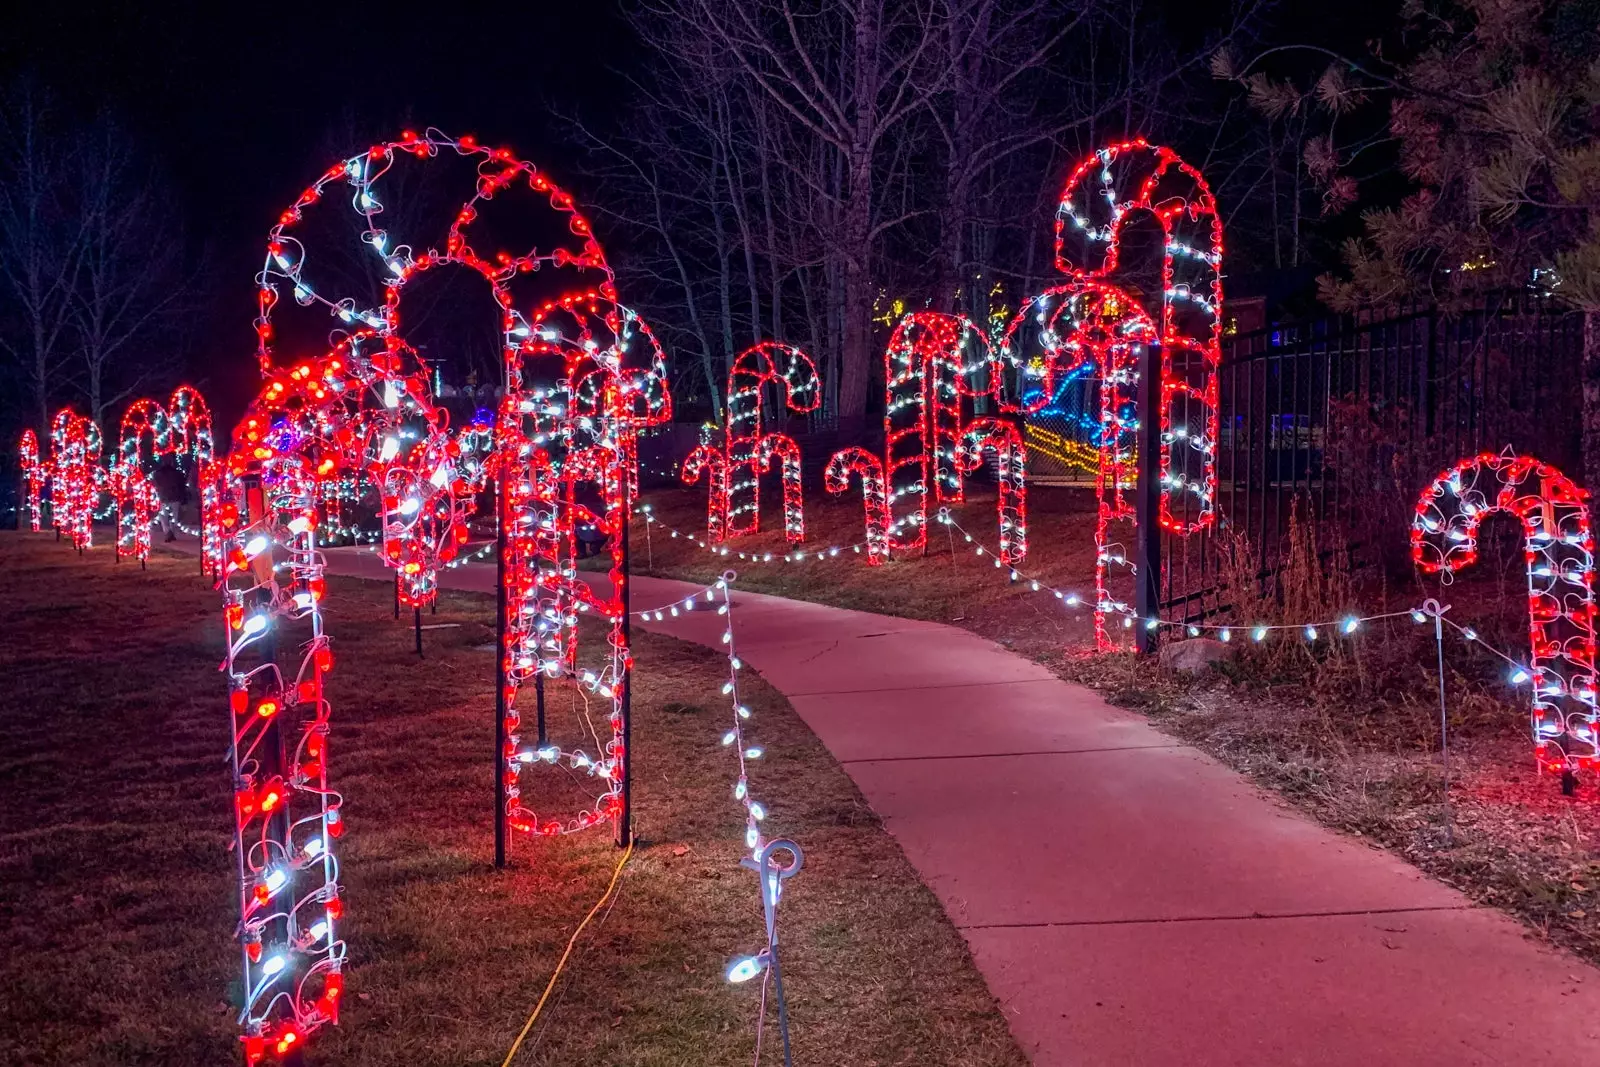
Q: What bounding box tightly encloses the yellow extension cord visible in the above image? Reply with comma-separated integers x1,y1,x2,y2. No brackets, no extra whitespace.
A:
500,838,635,1067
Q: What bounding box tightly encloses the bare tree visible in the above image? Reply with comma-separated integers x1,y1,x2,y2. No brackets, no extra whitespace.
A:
647,0,950,425
0,84,84,434
72,114,189,425
587,0,1267,430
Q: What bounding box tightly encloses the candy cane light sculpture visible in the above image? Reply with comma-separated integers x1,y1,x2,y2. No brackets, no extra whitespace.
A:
226,128,666,1065
1003,140,1222,648
828,312,1021,559
1412,449,1598,793
684,342,820,543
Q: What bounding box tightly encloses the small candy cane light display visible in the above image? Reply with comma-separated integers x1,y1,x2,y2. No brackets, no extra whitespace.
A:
1412,449,1598,792
956,418,1027,564
114,399,173,562
18,429,43,531
48,408,106,551
828,312,1019,558
683,342,821,544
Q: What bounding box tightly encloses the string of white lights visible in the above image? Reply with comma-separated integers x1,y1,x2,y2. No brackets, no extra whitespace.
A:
640,504,871,565
934,511,1542,661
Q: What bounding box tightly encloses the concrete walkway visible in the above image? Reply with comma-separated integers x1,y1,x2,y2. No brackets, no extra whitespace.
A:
311,546,1600,1064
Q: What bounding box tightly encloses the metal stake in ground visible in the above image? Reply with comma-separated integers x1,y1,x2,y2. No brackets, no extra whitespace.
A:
1424,598,1454,845
493,469,508,871
739,839,804,1067
1134,342,1164,655
616,475,633,849
641,505,653,571
414,605,423,658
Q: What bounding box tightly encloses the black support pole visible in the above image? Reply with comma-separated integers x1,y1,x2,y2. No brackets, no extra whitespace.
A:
1135,342,1163,656
413,606,423,657
616,476,632,849
493,470,508,871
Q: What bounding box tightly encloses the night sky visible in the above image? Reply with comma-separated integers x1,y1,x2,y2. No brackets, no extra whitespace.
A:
3,0,1396,421
2,1,631,413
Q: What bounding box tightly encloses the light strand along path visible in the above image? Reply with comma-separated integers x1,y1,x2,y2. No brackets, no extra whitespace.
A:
316,543,1600,1064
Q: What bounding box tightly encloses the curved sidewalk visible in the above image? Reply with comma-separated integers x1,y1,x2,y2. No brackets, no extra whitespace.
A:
320,546,1600,1065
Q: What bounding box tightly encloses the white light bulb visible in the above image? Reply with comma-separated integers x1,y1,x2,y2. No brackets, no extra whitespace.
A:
261,955,287,977
727,956,764,983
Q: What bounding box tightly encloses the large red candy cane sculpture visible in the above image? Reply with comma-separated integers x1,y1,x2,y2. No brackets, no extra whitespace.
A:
1004,140,1222,648
829,312,1021,557
224,129,663,1064
1412,450,1598,792
684,342,820,543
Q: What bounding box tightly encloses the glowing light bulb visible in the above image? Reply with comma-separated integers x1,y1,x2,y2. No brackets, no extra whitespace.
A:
261,955,287,977
727,956,764,983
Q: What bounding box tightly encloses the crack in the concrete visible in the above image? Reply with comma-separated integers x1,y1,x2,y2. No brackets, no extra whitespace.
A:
956,904,1472,932
786,675,1058,697
795,639,841,666
841,743,1185,764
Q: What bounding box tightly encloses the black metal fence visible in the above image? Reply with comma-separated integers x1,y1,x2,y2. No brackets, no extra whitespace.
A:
1158,294,1587,622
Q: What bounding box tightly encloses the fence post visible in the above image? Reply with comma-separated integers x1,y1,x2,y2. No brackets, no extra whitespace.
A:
1584,311,1600,523
1135,341,1163,655
1423,304,1438,439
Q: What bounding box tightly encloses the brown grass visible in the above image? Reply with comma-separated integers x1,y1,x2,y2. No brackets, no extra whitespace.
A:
637,480,1600,969
0,532,1025,1067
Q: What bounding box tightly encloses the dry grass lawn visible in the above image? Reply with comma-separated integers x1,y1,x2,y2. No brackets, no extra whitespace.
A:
0,532,1025,1067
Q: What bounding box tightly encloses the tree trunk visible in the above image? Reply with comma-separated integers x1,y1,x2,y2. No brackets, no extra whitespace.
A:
838,177,874,427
